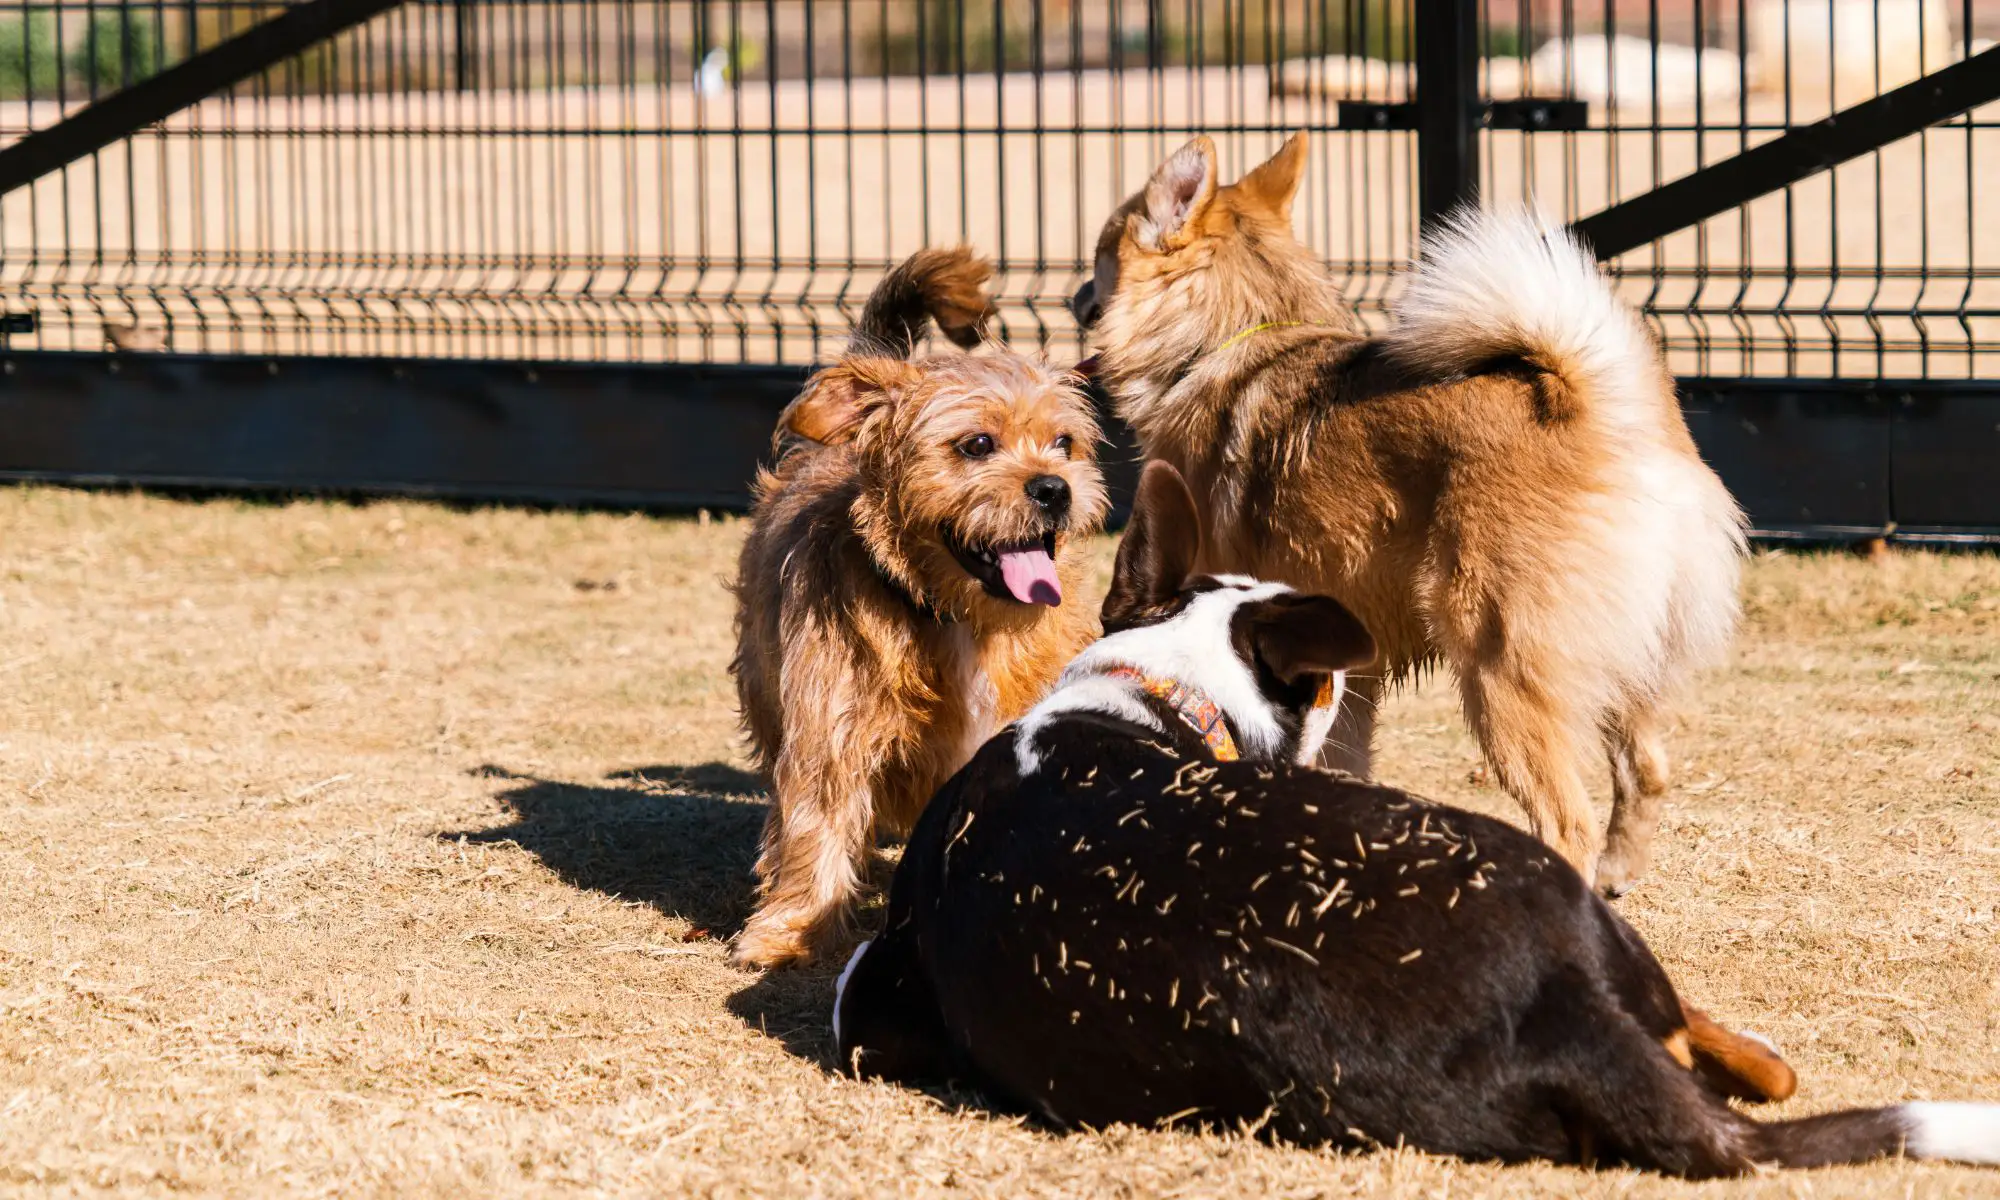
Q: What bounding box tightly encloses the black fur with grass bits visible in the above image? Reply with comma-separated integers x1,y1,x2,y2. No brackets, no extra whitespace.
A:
831,461,2000,1177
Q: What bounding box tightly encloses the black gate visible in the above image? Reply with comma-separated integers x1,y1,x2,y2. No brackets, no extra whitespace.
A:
0,0,1993,538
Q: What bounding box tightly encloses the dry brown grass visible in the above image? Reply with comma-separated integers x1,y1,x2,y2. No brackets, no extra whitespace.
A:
0,485,1994,1197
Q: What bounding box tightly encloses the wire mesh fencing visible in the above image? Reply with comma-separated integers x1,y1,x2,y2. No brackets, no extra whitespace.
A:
1473,0,2000,378
0,0,1993,377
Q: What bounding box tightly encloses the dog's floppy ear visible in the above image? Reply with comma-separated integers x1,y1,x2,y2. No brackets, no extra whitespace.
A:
1135,136,1217,251
1102,460,1202,631
1238,132,1310,216
1238,131,1309,216
1233,592,1376,687
778,356,923,447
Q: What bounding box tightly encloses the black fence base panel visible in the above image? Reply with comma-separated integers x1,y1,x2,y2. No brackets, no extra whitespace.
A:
0,355,1991,545
1682,378,2000,544
0,353,1151,520
0,354,807,511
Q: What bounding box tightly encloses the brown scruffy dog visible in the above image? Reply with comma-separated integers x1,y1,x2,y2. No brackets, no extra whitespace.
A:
730,248,1109,969
1069,134,1746,895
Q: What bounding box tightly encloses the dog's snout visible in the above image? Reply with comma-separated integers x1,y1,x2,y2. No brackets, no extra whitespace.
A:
1068,279,1099,327
1025,474,1072,520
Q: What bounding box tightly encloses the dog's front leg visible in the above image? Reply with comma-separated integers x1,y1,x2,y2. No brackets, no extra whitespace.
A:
734,756,877,969
732,662,891,970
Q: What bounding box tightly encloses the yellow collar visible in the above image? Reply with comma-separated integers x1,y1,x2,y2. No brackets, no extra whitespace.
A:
1216,321,1311,353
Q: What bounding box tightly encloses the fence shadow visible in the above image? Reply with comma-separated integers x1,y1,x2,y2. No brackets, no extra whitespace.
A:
452,761,769,936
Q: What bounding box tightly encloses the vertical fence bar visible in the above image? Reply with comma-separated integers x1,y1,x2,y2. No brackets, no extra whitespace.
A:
453,0,473,91
1414,0,1478,228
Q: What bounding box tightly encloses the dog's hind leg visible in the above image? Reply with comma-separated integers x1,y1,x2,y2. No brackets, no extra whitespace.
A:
833,933,957,1083
1510,970,1759,1176
1597,702,1671,897
1459,667,1600,882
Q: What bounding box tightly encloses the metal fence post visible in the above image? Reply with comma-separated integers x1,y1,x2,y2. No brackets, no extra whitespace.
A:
1414,0,1480,229
454,0,476,91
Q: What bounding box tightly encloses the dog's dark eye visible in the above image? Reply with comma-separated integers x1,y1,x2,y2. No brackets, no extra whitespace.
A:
958,434,995,459
1053,434,1074,456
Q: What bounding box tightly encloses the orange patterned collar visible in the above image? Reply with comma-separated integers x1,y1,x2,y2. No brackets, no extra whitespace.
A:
1099,667,1342,765
1101,665,1241,761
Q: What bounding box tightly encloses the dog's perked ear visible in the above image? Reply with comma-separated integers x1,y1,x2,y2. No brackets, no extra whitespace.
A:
1101,460,1202,632
778,356,923,446
1231,592,1377,688
1136,136,1217,251
1237,131,1310,216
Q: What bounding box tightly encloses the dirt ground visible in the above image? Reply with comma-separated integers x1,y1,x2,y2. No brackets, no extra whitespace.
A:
0,485,1995,1197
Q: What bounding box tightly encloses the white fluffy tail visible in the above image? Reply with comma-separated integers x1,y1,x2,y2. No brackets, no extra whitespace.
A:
1379,206,1662,433
1383,205,1748,686
1902,1102,2000,1165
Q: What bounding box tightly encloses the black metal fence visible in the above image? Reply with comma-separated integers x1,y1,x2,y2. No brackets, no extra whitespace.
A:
0,0,1411,363
0,0,1995,532
2,0,1989,373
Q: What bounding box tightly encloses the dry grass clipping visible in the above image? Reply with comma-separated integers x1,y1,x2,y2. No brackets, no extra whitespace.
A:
0,486,1994,1197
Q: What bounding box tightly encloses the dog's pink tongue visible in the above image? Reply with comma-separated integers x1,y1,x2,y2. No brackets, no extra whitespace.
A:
998,547,1062,606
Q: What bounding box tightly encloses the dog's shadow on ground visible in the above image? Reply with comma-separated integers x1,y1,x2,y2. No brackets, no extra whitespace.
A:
451,762,769,937
450,761,890,1068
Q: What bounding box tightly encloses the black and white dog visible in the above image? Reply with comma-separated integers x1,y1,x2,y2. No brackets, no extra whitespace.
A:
832,460,2000,1176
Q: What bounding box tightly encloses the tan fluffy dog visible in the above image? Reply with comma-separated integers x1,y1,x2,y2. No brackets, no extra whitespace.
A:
731,249,1108,969
1069,135,1745,894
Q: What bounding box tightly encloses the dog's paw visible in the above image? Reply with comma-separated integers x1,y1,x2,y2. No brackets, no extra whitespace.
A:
730,924,814,971
1593,843,1649,899
1595,868,1638,899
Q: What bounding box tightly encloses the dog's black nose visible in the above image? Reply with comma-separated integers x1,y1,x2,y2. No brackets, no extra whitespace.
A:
1025,474,1072,520
1068,279,1099,327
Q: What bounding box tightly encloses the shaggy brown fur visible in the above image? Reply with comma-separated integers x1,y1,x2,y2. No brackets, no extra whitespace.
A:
1072,134,1746,893
775,246,998,454
730,250,1108,969
845,245,997,356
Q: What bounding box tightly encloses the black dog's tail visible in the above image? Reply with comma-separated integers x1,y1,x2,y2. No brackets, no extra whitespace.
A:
1567,1019,1999,1175
1745,1102,2000,1169
847,246,995,358
1532,978,1999,1176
